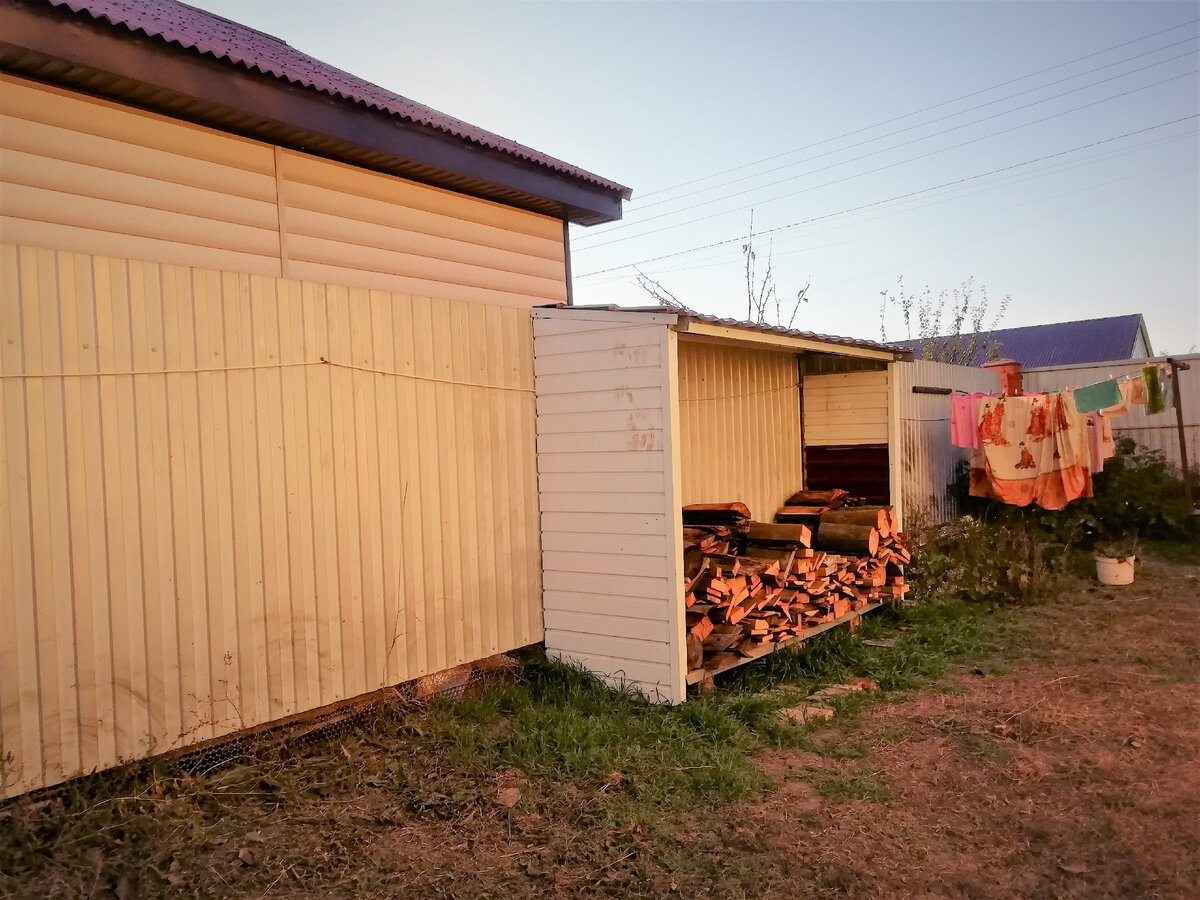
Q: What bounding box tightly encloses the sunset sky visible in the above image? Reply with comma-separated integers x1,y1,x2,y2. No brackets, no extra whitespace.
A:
191,1,1200,352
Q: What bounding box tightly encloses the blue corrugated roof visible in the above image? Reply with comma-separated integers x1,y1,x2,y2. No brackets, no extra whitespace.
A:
891,314,1149,368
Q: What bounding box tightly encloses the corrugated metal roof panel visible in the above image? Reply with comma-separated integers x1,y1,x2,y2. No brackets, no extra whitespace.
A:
554,304,908,356
892,314,1147,368
43,0,631,197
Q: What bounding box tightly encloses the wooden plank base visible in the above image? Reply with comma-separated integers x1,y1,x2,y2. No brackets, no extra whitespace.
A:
686,603,885,685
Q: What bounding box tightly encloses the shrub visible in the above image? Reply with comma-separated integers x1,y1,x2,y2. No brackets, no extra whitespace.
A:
948,438,1193,548
909,515,1064,603
1030,437,1193,546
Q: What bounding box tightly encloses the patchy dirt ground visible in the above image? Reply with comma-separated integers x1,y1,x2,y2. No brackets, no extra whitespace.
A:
707,555,1200,900
3,555,1198,899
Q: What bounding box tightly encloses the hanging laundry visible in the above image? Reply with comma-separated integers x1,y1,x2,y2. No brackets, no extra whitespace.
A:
1128,375,1148,406
1144,364,1167,414
1100,377,1143,416
1073,379,1121,413
969,390,1092,510
977,396,1010,445
1162,368,1176,410
949,392,986,449
1084,412,1115,474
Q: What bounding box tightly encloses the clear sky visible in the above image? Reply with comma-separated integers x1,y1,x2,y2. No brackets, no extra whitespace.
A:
191,0,1200,352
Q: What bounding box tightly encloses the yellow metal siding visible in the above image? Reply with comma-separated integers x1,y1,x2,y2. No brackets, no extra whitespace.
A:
0,244,543,798
0,75,566,307
803,370,890,446
676,339,803,523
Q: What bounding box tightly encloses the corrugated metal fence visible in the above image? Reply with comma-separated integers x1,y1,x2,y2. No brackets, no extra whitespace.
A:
1024,355,1199,476
891,360,998,526
1,244,543,798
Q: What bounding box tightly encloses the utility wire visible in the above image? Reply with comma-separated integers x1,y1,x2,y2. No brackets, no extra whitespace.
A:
632,17,1199,201
577,64,1198,249
583,129,1198,285
575,114,1200,278
585,144,1197,288
614,35,1199,216
818,162,1198,295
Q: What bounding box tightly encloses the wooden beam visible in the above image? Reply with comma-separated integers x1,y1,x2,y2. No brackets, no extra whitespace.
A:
676,320,898,361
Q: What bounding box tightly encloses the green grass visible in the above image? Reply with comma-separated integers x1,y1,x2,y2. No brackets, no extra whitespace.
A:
385,595,1015,826
0,594,1019,898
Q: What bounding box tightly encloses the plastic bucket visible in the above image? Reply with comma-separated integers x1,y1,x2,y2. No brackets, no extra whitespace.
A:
1095,555,1135,586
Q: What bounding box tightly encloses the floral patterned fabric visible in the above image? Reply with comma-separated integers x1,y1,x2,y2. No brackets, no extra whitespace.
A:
968,391,1093,510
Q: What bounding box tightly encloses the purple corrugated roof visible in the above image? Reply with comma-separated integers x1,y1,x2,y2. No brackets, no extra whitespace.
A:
555,304,908,356
891,314,1148,368
44,0,631,196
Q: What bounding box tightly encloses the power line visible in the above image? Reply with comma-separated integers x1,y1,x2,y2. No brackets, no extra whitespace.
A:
816,162,1198,297
617,35,1199,216
584,139,1197,288
577,63,1198,249
583,129,1198,286
574,114,1200,278
632,17,1200,202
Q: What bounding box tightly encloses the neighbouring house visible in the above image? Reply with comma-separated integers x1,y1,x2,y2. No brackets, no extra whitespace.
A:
892,313,1154,368
0,0,630,798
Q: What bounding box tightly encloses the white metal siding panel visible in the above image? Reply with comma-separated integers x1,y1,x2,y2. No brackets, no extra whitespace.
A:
891,361,999,525
804,370,890,446
1024,356,1199,475
533,312,684,703
0,244,543,799
676,339,803,522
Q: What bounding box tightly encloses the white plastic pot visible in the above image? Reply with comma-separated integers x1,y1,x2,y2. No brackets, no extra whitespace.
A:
1095,555,1136,586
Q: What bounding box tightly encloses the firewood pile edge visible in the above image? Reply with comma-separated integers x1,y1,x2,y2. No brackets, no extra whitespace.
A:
684,489,911,678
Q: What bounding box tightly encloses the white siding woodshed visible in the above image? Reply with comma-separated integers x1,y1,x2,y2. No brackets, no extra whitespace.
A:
533,310,685,703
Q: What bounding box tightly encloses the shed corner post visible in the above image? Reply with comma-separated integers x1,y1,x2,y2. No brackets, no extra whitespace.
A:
887,359,904,533
662,326,688,703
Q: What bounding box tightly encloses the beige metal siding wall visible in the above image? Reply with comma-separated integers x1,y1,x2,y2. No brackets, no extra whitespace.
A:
0,244,542,798
803,370,889,446
0,75,566,307
533,310,685,703
1024,356,1199,472
890,360,999,525
676,339,803,522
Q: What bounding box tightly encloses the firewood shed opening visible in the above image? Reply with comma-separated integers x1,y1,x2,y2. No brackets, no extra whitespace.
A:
532,306,910,704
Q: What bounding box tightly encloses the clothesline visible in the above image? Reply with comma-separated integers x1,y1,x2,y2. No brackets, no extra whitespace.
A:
914,356,1193,511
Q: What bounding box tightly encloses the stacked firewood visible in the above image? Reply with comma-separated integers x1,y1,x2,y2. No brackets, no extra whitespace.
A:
682,493,910,674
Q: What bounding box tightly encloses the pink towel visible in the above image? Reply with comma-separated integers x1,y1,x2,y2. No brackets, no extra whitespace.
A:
950,394,978,448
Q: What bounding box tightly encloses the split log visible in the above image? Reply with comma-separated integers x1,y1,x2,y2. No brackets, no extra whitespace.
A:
812,524,879,556
683,503,751,527
785,488,848,508
775,505,829,522
819,508,889,532
747,521,812,547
